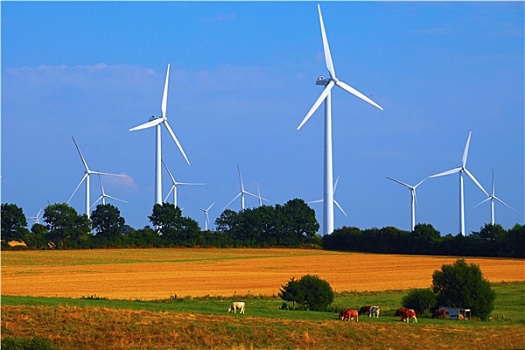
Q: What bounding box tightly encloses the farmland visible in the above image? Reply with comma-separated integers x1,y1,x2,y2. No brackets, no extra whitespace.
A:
1,248,524,349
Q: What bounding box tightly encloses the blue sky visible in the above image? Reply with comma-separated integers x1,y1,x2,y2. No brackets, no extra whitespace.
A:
2,1,523,235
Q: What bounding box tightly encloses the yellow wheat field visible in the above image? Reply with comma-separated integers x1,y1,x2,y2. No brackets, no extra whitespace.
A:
1,248,523,300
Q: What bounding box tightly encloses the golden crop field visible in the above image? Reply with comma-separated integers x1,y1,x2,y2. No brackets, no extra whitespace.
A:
2,248,524,300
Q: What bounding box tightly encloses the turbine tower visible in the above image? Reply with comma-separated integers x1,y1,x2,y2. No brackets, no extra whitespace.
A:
224,164,258,211
68,137,124,218
200,202,215,231
162,160,205,207
429,131,488,235
129,64,190,205
297,4,383,235
386,176,426,231
475,170,514,225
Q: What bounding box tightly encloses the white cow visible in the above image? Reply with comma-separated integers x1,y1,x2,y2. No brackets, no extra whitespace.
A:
227,301,245,314
369,305,380,318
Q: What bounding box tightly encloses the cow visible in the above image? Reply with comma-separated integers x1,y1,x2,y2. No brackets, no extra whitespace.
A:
394,307,410,317
432,309,447,319
359,305,372,316
369,305,380,318
400,308,417,323
339,309,359,322
227,301,245,314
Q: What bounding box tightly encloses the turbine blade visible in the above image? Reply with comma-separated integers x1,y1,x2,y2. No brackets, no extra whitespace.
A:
90,196,103,210
429,167,462,178
223,192,241,210
67,175,87,204
462,131,472,167
163,120,190,165
493,196,515,210
473,197,492,208
161,64,170,119
333,176,340,192
129,117,164,131
309,199,323,204
464,168,489,197
237,164,245,192
297,80,334,130
165,185,175,201
244,190,259,199
334,199,348,217
105,195,128,203
414,177,427,188
162,159,176,183
386,176,412,189
207,202,216,211
317,4,335,79
335,80,383,111
91,171,125,177
72,137,90,172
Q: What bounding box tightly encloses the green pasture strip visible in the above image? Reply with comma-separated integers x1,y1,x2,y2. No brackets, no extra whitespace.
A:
3,282,523,324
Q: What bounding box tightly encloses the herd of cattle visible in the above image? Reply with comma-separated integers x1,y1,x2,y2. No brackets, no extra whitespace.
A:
228,302,451,323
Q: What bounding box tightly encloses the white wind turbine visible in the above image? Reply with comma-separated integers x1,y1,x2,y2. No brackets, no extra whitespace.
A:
309,176,348,218
162,160,205,207
91,174,128,209
129,64,190,205
386,176,426,231
224,165,258,211
256,185,270,207
29,208,43,225
475,170,514,225
67,137,124,218
429,131,488,235
200,202,215,231
297,4,383,235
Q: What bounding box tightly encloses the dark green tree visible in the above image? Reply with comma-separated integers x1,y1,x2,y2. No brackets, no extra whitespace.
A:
25,223,49,249
1,203,28,243
507,224,525,257
149,203,200,246
402,288,437,315
43,203,91,248
432,259,496,320
278,277,302,309
298,274,334,311
91,204,125,247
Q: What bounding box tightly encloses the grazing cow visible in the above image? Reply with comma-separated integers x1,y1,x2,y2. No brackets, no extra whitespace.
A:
359,305,372,316
369,306,380,318
400,309,417,323
394,307,410,317
339,309,359,322
432,309,447,319
227,301,245,314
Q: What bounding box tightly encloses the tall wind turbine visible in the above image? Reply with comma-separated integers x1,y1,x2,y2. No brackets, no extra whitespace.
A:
91,174,128,209
224,165,258,211
200,202,215,231
297,4,383,235
475,170,514,225
29,208,43,225
162,160,205,207
429,131,488,235
386,176,426,231
129,64,190,205
309,176,348,218
68,137,124,218
256,185,269,207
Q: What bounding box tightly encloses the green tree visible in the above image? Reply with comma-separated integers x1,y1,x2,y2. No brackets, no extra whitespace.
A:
91,204,125,247
149,203,200,246
402,288,437,315
43,203,92,248
278,277,302,309
298,274,334,311
1,203,28,243
507,224,525,258
432,258,496,320
25,223,49,249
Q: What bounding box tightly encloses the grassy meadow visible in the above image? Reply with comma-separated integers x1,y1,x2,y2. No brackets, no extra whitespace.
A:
1,248,524,349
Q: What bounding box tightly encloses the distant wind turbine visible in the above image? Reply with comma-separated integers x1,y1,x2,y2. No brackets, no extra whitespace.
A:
256,185,270,207
386,176,426,231
224,165,258,211
309,176,348,218
297,4,383,235
29,208,43,224
67,137,124,218
429,131,488,235
474,170,514,225
200,202,215,231
129,64,190,206
91,174,128,209
162,160,205,207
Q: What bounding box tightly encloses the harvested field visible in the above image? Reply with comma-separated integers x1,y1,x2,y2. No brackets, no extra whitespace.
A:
2,248,524,300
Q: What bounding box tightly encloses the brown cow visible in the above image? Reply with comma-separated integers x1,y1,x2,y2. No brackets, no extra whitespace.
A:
359,305,372,315
339,309,359,322
394,307,410,316
432,309,447,319
400,308,417,323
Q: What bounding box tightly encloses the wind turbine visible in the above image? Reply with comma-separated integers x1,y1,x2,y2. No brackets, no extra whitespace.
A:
67,137,124,218
129,64,190,205
429,131,488,235
386,176,426,231
162,160,205,207
29,208,43,224
309,176,348,218
91,174,128,209
224,165,258,211
256,185,270,207
297,4,383,235
475,170,514,225
200,202,215,231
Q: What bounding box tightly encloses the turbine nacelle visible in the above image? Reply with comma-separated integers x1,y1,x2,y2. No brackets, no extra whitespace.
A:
316,76,331,86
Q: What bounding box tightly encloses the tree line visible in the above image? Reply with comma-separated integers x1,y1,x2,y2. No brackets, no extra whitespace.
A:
2,201,523,258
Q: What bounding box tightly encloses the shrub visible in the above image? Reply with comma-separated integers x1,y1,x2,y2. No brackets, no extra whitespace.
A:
1,336,59,350
279,275,334,311
402,288,437,315
432,258,496,321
